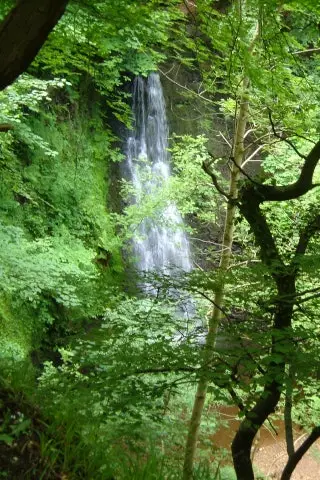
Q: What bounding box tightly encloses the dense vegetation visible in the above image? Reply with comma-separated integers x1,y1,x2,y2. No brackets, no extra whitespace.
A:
1,1,320,479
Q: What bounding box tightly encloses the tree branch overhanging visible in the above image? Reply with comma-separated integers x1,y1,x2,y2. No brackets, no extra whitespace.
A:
0,0,69,91
238,139,320,204
268,109,307,160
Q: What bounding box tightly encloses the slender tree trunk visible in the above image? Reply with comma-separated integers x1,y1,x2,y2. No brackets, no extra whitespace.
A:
281,426,320,480
0,0,69,91
182,78,250,480
182,7,260,476
0,124,14,133
284,364,295,458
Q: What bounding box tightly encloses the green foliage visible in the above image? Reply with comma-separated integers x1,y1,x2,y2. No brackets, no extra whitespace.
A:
1,0,320,477
0,74,70,157
0,1,14,21
260,140,320,259
0,221,99,358
171,0,320,146
35,294,192,477
170,135,224,223
0,414,31,447
30,0,182,123
0,74,125,357
39,294,199,415
0,223,95,307
34,288,237,478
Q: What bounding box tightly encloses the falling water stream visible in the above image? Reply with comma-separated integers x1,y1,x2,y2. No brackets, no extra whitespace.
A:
125,73,192,274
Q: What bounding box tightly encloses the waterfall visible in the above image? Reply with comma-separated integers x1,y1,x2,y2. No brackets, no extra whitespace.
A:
125,73,192,274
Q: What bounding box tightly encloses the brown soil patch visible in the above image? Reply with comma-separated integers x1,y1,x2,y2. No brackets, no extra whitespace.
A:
209,406,320,479
253,427,320,480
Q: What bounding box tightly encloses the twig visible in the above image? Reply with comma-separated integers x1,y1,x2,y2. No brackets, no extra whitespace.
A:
159,67,214,104
292,47,320,55
268,109,307,160
242,144,267,166
218,130,232,148
202,160,230,198
189,237,225,246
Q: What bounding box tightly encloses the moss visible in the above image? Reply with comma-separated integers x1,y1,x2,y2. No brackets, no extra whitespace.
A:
0,83,124,357
0,298,32,360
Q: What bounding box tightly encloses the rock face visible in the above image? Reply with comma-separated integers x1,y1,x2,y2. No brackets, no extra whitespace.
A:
160,63,230,267
160,63,229,158
159,62,263,268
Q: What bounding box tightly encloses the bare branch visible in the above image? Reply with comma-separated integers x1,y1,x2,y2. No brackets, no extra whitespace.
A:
292,47,320,55
0,123,13,132
118,366,197,379
189,237,225,247
202,160,230,198
268,109,307,160
245,131,273,150
159,67,214,104
229,156,263,187
296,292,320,305
228,385,245,411
218,131,232,148
244,128,256,139
239,139,320,203
242,144,266,166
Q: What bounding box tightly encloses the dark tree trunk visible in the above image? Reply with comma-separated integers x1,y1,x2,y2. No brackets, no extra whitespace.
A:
281,426,320,479
229,138,320,478
284,364,295,458
231,275,295,480
0,124,14,132
0,0,69,91
205,104,320,480
230,183,298,480
231,380,282,480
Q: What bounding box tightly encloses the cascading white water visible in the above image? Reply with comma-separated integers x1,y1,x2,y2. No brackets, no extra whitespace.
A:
125,73,192,274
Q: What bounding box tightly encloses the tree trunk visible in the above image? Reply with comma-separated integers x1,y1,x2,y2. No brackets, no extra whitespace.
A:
284,364,295,458
281,426,320,480
231,197,297,480
182,78,250,480
0,0,69,91
182,8,260,477
232,380,282,480
0,124,13,132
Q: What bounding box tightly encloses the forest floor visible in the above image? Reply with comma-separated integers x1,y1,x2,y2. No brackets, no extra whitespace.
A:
209,406,320,480
253,428,320,480
254,435,320,480
0,387,79,480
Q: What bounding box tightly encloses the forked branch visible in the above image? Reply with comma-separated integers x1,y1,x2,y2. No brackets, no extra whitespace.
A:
295,213,320,258
281,426,320,480
239,138,320,204
202,160,230,199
